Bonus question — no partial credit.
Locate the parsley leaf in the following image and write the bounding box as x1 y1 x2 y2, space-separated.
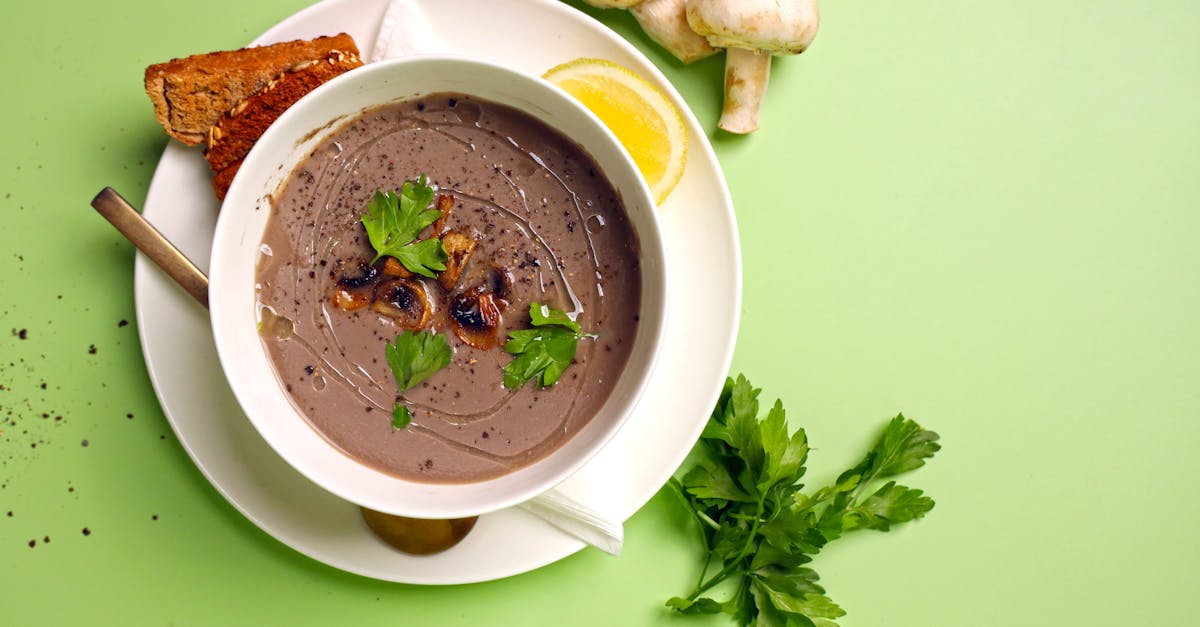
392 403 413 430
388 236 448 279
530 302 581 332
501 303 592 389
360 177 449 275
385 330 452 392
667 374 941 627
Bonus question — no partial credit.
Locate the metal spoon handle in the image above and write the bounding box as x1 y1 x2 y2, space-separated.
91 187 210 308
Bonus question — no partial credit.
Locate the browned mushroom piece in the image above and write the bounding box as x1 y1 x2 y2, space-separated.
381 256 413 278
457 263 513 303
481 265 513 302
449 291 502 349
360 507 478 555
437 231 478 291
432 193 454 236
336 260 380 288
331 287 371 312
372 278 431 329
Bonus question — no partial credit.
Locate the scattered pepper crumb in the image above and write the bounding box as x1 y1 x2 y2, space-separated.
81 439 89 447
88 345 97 354
82 527 91 536
118 319 128 327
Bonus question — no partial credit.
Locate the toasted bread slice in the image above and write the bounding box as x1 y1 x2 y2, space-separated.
144 34 359 146
205 50 363 199
205 50 362 174
211 158 242 202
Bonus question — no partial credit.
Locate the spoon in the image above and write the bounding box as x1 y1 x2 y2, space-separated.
91 186 624 555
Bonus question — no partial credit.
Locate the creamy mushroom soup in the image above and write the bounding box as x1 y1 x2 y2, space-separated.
255 93 642 483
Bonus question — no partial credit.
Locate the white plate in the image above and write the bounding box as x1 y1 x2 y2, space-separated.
135 0 740 584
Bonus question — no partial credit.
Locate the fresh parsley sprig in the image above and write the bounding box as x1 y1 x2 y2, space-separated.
386 330 452 392
384 330 452 429
360 176 448 277
667 375 940 626
502 303 593 389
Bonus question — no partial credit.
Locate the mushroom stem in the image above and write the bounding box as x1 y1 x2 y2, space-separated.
719 47 771 134
631 0 717 64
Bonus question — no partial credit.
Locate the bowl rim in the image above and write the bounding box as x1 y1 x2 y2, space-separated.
208 54 669 519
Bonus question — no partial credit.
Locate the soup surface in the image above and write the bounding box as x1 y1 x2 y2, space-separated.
255 93 642 483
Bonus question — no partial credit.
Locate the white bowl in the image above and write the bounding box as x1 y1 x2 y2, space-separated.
208 56 667 520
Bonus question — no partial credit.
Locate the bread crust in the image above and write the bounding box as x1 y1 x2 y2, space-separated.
205 50 363 199
144 33 359 146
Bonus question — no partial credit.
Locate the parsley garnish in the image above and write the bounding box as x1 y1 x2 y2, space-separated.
529 302 581 332
502 303 592 389
391 404 413 430
667 374 940 626
385 330 452 392
360 176 448 277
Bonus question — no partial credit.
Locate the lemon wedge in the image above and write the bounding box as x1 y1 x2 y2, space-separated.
543 58 687 205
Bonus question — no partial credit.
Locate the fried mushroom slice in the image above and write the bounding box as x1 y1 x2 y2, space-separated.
432 193 454 236
449 292 502 349
381 256 413 278
372 278 431 329
437 231 478 291
331 287 371 312
481 264 513 303
336 260 379 288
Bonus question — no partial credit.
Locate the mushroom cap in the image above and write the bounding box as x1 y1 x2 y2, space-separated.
631 0 718 64
686 0 820 55
583 0 645 8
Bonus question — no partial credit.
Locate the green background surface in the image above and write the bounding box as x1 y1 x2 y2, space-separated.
2 0 1197 624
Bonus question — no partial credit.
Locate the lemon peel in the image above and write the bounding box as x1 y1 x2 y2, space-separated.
543 58 687 205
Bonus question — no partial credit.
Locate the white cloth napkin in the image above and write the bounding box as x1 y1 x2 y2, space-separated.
370 0 444 61
366 0 625 556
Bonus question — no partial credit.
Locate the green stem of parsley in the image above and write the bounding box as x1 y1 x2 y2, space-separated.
670 478 716 593
687 493 768 601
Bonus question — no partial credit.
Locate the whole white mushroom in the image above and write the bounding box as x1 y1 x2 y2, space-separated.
583 0 716 64
686 0 820 133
